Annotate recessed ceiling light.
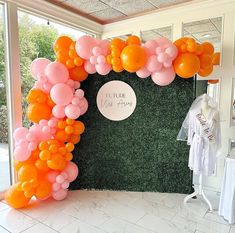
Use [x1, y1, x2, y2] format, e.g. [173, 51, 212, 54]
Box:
[202, 34, 211, 38]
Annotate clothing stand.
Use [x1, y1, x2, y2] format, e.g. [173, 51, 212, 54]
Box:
[184, 174, 213, 212]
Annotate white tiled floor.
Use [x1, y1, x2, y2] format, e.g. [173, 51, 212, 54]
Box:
[0, 190, 233, 233]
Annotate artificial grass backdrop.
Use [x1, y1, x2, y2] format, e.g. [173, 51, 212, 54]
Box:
[70, 71, 194, 194]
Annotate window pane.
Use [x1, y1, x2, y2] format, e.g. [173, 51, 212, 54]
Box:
[0, 3, 11, 190]
[18, 11, 86, 128]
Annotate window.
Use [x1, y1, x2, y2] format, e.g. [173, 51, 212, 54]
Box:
[0, 3, 11, 190]
[141, 26, 172, 42]
[18, 10, 86, 128]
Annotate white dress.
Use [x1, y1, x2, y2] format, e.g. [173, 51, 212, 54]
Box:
[186, 107, 221, 176]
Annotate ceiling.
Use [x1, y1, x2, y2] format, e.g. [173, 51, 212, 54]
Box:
[46, 0, 193, 24]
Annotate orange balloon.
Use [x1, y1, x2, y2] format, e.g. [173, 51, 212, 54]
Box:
[35, 159, 50, 172]
[27, 89, 47, 104]
[69, 134, 81, 144]
[69, 66, 88, 82]
[198, 65, 213, 77]
[56, 48, 70, 64]
[121, 45, 147, 72]
[69, 49, 78, 59]
[110, 38, 126, 50]
[113, 65, 124, 73]
[35, 180, 52, 199]
[201, 42, 214, 55]
[66, 59, 75, 69]
[18, 164, 38, 182]
[27, 103, 51, 123]
[47, 153, 66, 170]
[74, 121, 85, 134]
[208, 79, 219, 84]
[55, 130, 70, 142]
[5, 185, 31, 209]
[212, 52, 220, 65]
[195, 44, 203, 55]
[199, 54, 212, 69]
[173, 53, 200, 78]
[74, 57, 84, 66]
[54, 36, 73, 53]
[126, 35, 141, 45]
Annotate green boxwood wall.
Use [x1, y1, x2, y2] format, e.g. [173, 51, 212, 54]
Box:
[70, 71, 194, 194]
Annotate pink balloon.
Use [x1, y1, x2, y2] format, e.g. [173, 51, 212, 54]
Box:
[30, 58, 51, 80]
[28, 142, 37, 151]
[29, 124, 52, 143]
[165, 45, 178, 59]
[146, 55, 162, 72]
[72, 96, 80, 105]
[14, 146, 31, 161]
[163, 60, 172, 68]
[26, 132, 35, 141]
[75, 89, 84, 99]
[144, 40, 158, 56]
[52, 189, 68, 201]
[45, 62, 69, 84]
[90, 56, 97, 65]
[84, 61, 96, 74]
[78, 98, 88, 115]
[13, 127, 28, 141]
[47, 171, 60, 183]
[157, 52, 168, 63]
[56, 175, 65, 184]
[97, 55, 106, 65]
[48, 118, 58, 127]
[61, 181, 69, 189]
[52, 105, 66, 118]
[63, 161, 79, 182]
[50, 83, 73, 106]
[136, 67, 151, 78]
[99, 40, 110, 55]
[92, 46, 102, 56]
[74, 81, 81, 89]
[52, 183, 61, 192]
[65, 104, 81, 119]
[76, 36, 97, 59]
[96, 64, 111, 75]
[155, 37, 172, 47]
[151, 67, 176, 86]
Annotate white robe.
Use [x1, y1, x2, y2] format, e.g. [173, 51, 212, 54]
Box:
[186, 107, 221, 176]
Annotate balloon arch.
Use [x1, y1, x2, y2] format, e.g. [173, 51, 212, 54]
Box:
[5, 35, 219, 208]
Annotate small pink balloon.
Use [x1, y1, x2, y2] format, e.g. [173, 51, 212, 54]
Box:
[52, 189, 68, 201]
[65, 104, 81, 119]
[84, 61, 96, 74]
[74, 81, 81, 89]
[48, 118, 58, 127]
[136, 67, 151, 78]
[14, 146, 31, 161]
[97, 55, 106, 65]
[61, 172, 68, 180]
[72, 96, 80, 105]
[151, 67, 176, 86]
[76, 36, 98, 59]
[45, 62, 69, 84]
[26, 132, 35, 141]
[30, 58, 51, 79]
[66, 79, 75, 88]
[47, 171, 60, 183]
[96, 64, 111, 75]
[39, 119, 48, 126]
[90, 56, 97, 65]
[157, 52, 168, 63]
[155, 47, 163, 55]
[92, 46, 102, 56]
[42, 126, 50, 134]
[50, 83, 73, 106]
[75, 89, 84, 99]
[52, 182, 61, 192]
[78, 98, 88, 115]
[163, 60, 172, 68]
[28, 142, 37, 151]
[61, 181, 70, 189]
[13, 127, 28, 141]
[52, 105, 66, 118]
[56, 175, 65, 184]
[146, 55, 162, 72]
[165, 45, 178, 59]
[63, 161, 79, 182]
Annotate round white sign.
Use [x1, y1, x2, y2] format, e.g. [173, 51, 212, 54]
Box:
[96, 81, 137, 121]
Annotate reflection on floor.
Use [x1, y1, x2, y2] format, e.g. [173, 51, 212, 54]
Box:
[0, 190, 233, 233]
[0, 143, 10, 191]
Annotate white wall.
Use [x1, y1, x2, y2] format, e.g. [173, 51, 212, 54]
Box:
[102, 0, 235, 194]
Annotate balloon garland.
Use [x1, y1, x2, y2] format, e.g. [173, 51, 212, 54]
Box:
[5, 35, 219, 209]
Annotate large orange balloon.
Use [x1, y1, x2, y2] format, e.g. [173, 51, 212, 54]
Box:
[212, 52, 220, 65]
[69, 66, 88, 82]
[54, 36, 73, 53]
[18, 164, 38, 182]
[27, 89, 47, 104]
[120, 45, 147, 72]
[174, 53, 200, 78]
[27, 103, 51, 123]
[198, 65, 213, 77]
[5, 185, 31, 209]
[199, 54, 212, 69]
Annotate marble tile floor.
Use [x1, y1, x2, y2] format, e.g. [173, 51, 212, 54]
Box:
[0, 190, 233, 233]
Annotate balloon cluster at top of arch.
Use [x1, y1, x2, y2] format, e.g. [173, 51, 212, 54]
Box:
[5, 35, 220, 209]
